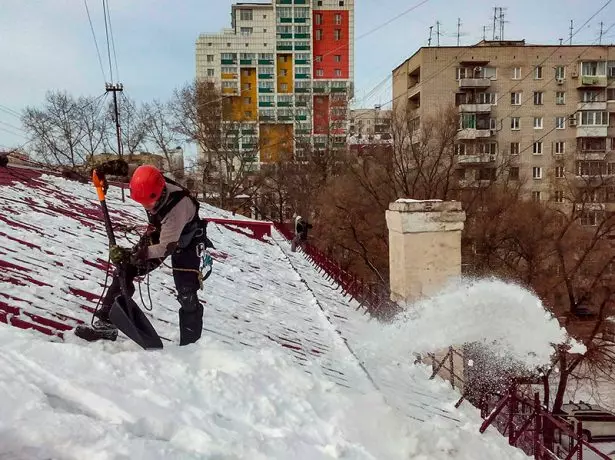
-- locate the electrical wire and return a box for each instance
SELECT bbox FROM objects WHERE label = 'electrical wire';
[101,0,114,83]
[104,0,120,83]
[83,0,107,83]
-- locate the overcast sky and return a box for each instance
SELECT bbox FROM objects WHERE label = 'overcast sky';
[0,0,613,150]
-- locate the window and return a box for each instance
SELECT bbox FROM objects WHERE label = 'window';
[512,67,522,79]
[243,69,251,76]
[315,13,323,25]
[553,190,564,203]
[556,91,566,105]
[477,92,497,104]
[580,111,608,125]
[510,142,520,155]
[455,144,466,155]
[206,54,214,62]
[555,166,565,178]
[339,0,344,5]
[334,29,342,40]
[316,69,324,77]
[555,66,565,80]
[334,55,342,63]
[556,117,566,129]
[533,167,543,179]
[581,61,607,76]
[511,92,521,105]
[534,66,543,79]
[243,97,251,104]
[460,113,476,129]
[555,142,565,154]
[608,88,615,101]
[315,55,323,62]
[244,111,252,119]
[280,69,288,76]
[242,83,251,90]
[280,83,288,91]
[315,29,323,40]
[241,27,253,36]
[335,13,342,25]
[534,117,543,129]
[582,90,602,102]
[509,167,520,180]
[511,117,520,130]
[533,91,544,105]
[207,68,214,77]
[221,66,236,74]
[335,69,342,77]
[532,191,542,201]
[533,142,543,154]
[240,9,253,21]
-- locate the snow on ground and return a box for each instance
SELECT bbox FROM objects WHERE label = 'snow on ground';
[0,167,534,459]
[0,324,528,460]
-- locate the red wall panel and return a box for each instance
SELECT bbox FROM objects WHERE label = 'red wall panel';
[312,10,349,80]
[313,95,330,134]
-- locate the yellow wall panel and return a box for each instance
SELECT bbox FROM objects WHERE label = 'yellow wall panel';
[259,123,294,163]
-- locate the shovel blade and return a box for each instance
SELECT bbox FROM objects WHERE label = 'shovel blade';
[109,296,163,350]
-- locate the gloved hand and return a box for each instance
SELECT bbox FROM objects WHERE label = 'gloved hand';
[109,245,131,265]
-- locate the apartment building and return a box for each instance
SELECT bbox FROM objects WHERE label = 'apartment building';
[393,40,615,221]
[195,0,354,166]
[349,107,392,138]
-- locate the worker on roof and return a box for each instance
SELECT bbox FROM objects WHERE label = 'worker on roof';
[82,159,212,346]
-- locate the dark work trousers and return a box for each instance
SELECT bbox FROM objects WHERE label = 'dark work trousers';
[98,238,204,346]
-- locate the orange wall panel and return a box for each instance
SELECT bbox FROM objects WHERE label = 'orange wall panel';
[276,54,294,93]
[259,124,294,163]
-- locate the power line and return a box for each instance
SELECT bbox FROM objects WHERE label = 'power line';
[101,0,114,83]
[0,104,20,118]
[104,0,120,82]
[83,0,107,82]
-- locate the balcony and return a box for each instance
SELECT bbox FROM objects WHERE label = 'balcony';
[577,126,608,138]
[458,78,491,88]
[458,103,492,113]
[457,154,496,164]
[576,151,607,161]
[577,101,607,111]
[457,128,492,140]
[578,76,608,87]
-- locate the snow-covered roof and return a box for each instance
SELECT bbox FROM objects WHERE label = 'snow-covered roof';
[0,165,529,458]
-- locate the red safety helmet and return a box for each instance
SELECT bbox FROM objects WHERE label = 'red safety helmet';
[129,165,166,209]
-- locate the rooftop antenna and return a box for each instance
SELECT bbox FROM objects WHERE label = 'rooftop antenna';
[559,38,563,45]
[599,21,604,45]
[428,25,433,46]
[483,25,487,41]
[569,19,574,45]
[457,18,461,46]
[492,7,497,40]
[498,7,507,41]
[436,21,441,47]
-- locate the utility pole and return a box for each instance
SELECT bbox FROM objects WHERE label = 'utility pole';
[428,25,433,46]
[599,21,604,45]
[569,19,574,45]
[106,82,125,201]
[457,18,461,46]
[436,21,441,47]
[492,7,497,40]
[483,25,487,41]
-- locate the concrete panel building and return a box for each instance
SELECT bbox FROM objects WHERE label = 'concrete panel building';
[196,0,355,166]
[392,40,615,220]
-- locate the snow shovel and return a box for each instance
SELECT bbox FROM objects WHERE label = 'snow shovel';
[92,171,163,350]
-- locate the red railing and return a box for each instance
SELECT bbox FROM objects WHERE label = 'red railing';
[272,222,397,318]
[480,384,611,459]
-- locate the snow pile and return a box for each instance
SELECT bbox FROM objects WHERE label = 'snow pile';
[371,278,582,370]
[0,324,529,460]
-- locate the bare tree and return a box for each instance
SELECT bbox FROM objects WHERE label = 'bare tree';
[21,91,106,169]
[142,99,182,178]
[105,94,147,157]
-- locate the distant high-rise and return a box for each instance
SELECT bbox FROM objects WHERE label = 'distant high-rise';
[196,0,355,165]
